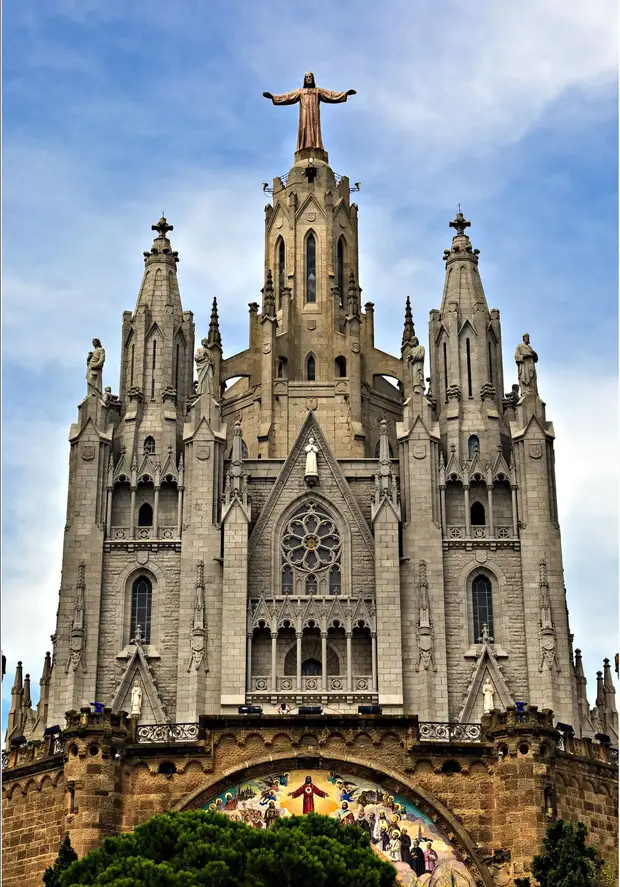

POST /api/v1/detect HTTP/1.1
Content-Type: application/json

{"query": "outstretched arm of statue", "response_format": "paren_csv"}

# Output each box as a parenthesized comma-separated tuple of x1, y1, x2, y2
(265, 89, 300, 105)
(318, 88, 355, 103)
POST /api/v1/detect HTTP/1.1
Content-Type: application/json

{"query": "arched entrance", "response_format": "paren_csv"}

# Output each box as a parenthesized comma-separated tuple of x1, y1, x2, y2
(175, 755, 492, 887)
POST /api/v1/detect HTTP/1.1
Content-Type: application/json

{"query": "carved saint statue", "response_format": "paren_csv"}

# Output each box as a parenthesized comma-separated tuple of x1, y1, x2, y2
(130, 680, 143, 716)
(86, 338, 105, 394)
(304, 436, 319, 480)
(195, 338, 215, 396)
(263, 72, 356, 152)
(482, 677, 495, 714)
(407, 337, 426, 391)
(514, 333, 538, 396)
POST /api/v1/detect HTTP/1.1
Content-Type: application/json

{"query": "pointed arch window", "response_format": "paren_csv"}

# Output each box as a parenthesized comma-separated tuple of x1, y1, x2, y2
(336, 237, 345, 305)
(329, 565, 341, 596)
(306, 232, 317, 303)
(306, 355, 316, 382)
(151, 339, 157, 398)
(468, 435, 479, 460)
(131, 576, 152, 644)
(144, 436, 156, 455)
(282, 565, 294, 595)
(466, 337, 473, 398)
(472, 574, 494, 642)
(306, 574, 318, 595)
(277, 238, 286, 308)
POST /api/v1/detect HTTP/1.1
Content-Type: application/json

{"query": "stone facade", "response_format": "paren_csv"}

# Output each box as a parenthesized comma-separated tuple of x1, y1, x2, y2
(3, 139, 618, 885)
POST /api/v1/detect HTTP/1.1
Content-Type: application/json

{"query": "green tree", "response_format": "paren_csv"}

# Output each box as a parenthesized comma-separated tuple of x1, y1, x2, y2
(514, 819, 604, 887)
(43, 834, 78, 887)
(57, 811, 397, 887)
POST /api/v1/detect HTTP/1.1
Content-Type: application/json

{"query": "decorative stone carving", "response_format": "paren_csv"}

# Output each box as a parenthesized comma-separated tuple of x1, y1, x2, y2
(81, 444, 95, 461)
(195, 338, 215, 396)
(196, 445, 210, 461)
(86, 338, 105, 395)
(416, 560, 436, 672)
(66, 562, 86, 672)
(188, 560, 208, 672)
(130, 680, 143, 716)
(371, 419, 399, 519)
(538, 558, 559, 672)
(304, 436, 319, 485)
(528, 443, 543, 459)
(514, 333, 538, 396)
(407, 337, 425, 392)
(101, 386, 120, 407)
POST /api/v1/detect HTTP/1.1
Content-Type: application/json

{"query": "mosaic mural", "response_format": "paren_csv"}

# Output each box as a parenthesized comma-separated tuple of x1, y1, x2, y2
(204, 769, 475, 886)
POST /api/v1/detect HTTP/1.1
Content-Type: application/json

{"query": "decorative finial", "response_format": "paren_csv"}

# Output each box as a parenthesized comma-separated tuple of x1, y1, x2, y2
(347, 270, 359, 317)
(263, 269, 276, 318)
(208, 297, 222, 348)
(401, 295, 415, 349)
(449, 211, 471, 238)
(152, 216, 173, 239)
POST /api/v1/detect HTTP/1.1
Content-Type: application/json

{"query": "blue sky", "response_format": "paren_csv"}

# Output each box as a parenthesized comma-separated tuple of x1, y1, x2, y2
(2, 0, 617, 728)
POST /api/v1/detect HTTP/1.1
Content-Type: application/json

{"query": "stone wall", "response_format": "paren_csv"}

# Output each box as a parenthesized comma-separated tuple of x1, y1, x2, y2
(3, 709, 616, 887)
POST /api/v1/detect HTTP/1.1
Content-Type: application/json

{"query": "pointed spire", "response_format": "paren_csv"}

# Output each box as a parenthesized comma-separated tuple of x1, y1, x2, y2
(262, 269, 276, 318)
(22, 674, 32, 709)
(208, 297, 222, 348)
(574, 648, 586, 683)
(596, 670, 605, 709)
(401, 296, 415, 350)
(603, 658, 618, 735)
(347, 270, 360, 317)
(12, 661, 23, 694)
(41, 652, 52, 685)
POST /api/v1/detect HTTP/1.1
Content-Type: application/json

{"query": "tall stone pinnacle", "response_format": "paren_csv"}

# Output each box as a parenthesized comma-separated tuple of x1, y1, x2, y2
(347, 270, 360, 317)
(401, 295, 415, 350)
(208, 297, 222, 348)
(263, 269, 276, 318)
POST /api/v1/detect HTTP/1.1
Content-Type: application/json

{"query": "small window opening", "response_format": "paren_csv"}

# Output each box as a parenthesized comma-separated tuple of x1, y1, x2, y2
(468, 434, 479, 460)
(282, 565, 293, 595)
(443, 342, 448, 400)
(335, 356, 347, 377)
(144, 436, 156, 455)
(472, 574, 494, 642)
(130, 576, 152, 644)
(277, 238, 286, 308)
(306, 574, 318, 595)
(337, 237, 345, 305)
(138, 503, 153, 527)
(471, 501, 485, 526)
(302, 658, 322, 676)
(307, 355, 316, 382)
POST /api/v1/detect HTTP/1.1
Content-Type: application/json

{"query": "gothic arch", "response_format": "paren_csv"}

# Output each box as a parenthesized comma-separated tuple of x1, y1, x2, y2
(303, 229, 318, 305)
(272, 492, 352, 598)
(172, 753, 493, 887)
(116, 561, 168, 654)
(305, 352, 317, 381)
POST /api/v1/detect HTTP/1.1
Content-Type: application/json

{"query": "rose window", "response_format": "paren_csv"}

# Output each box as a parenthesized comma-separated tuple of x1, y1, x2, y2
(281, 502, 342, 594)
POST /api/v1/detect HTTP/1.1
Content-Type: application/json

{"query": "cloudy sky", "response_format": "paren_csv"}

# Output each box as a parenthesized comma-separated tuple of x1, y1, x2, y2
(2, 0, 617, 726)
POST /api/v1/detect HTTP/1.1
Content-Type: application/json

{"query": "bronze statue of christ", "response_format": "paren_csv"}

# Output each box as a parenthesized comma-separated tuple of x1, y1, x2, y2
(263, 72, 356, 152)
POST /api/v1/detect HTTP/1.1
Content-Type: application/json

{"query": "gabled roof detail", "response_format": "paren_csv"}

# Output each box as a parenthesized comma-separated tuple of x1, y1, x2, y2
(492, 448, 512, 484)
(458, 639, 515, 723)
(458, 318, 478, 338)
(266, 201, 290, 235)
(248, 411, 374, 559)
(111, 639, 167, 725)
(444, 446, 463, 483)
(295, 193, 327, 223)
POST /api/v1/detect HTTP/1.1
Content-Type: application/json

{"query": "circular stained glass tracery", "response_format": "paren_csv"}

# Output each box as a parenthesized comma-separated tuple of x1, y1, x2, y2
(281, 502, 341, 573)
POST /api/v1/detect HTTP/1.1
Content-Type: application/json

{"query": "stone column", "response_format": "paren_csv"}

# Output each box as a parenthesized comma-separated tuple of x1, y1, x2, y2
(439, 484, 446, 536)
(511, 484, 518, 537)
(130, 486, 137, 539)
(153, 484, 160, 537)
(220, 498, 250, 709)
(176, 483, 184, 537)
(105, 485, 113, 537)
(371, 632, 378, 693)
(296, 632, 303, 692)
(246, 633, 253, 693)
(321, 632, 328, 691)
(464, 484, 471, 537)
(271, 632, 277, 692)
(487, 484, 494, 537)
(346, 632, 353, 692)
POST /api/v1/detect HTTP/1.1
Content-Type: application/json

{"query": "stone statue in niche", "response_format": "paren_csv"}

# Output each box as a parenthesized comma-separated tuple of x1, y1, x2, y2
(514, 333, 538, 396)
(407, 337, 426, 392)
(195, 338, 215, 396)
(130, 680, 143, 716)
(86, 338, 105, 395)
(483, 677, 495, 713)
(304, 436, 319, 485)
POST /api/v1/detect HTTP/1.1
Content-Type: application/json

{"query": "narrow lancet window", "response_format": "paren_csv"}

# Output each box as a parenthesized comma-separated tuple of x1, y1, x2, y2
(277, 238, 285, 308)
(488, 341, 493, 385)
(337, 237, 345, 303)
(466, 337, 472, 398)
(443, 342, 448, 400)
(131, 576, 152, 644)
(472, 574, 493, 642)
(307, 355, 316, 381)
(306, 233, 317, 303)
(151, 339, 157, 398)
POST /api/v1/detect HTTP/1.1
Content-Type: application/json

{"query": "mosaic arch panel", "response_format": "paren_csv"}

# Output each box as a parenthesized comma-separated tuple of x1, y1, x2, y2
(204, 768, 475, 887)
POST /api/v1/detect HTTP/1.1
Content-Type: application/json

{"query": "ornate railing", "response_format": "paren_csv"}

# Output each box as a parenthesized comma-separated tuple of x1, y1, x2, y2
(1, 750, 9, 769)
(135, 723, 200, 744)
(418, 722, 482, 743)
(556, 731, 618, 765)
(250, 675, 374, 693)
(445, 525, 514, 540)
(109, 526, 178, 541)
